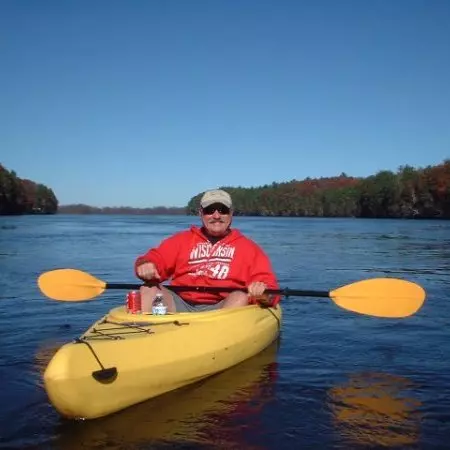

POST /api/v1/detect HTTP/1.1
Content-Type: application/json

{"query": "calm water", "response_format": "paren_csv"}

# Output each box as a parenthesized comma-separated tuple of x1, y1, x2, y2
(0, 215, 449, 449)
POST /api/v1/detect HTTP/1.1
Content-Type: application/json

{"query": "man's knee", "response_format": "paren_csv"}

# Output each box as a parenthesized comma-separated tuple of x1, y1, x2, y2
(222, 290, 248, 308)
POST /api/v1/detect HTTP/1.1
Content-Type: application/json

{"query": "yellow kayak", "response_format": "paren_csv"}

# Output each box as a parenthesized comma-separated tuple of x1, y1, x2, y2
(44, 304, 282, 419)
(52, 342, 279, 449)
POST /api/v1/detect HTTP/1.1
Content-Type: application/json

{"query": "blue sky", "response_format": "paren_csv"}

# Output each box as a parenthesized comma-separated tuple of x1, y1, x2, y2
(1, 0, 449, 207)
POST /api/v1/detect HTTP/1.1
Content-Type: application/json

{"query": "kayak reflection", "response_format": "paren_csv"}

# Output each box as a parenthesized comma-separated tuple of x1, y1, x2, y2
(52, 340, 280, 449)
(328, 372, 421, 448)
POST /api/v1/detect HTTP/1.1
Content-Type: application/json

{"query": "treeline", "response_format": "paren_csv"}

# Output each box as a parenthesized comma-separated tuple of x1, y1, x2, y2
(187, 160, 450, 219)
(3, 160, 450, 218)
(0, 164, 58, 215)
(58, 204, 186, 215)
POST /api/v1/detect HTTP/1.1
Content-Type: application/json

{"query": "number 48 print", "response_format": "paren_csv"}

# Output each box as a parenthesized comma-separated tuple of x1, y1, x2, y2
(209, 263, 229, 279)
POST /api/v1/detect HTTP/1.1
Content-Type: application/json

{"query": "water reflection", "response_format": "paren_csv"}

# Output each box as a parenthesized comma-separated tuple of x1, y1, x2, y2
(38, 341, 279, 449)
(34, 340, 70, 389)
(328, 372, 421, 448)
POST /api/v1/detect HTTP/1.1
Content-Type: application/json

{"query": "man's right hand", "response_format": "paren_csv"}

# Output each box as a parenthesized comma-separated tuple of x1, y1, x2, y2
(136, 262, 161, 281)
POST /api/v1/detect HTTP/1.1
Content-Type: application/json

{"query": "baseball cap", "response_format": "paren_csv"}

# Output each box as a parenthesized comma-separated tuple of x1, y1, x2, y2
(200, 189, 233, 209)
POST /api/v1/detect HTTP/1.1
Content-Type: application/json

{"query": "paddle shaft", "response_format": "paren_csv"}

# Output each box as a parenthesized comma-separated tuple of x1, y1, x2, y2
(105, 283, 330, 298)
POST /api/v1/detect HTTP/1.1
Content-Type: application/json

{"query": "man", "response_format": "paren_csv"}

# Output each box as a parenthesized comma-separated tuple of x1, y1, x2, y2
(135, 189, 279, 312)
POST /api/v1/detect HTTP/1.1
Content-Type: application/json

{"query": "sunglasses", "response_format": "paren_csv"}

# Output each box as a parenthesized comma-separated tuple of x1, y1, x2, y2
(202, 204, 231, 215)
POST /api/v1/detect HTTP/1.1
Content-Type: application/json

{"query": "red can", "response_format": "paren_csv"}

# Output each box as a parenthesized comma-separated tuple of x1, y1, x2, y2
(126, 290, 141, 314)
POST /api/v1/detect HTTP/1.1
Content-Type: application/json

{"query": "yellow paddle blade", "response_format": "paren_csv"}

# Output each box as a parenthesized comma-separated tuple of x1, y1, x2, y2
(37, 269, 106, 301)
(330, 278, 426, 318)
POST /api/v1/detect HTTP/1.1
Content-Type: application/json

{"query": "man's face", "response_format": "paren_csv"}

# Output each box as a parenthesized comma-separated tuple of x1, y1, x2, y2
(200, 203, 233, 237)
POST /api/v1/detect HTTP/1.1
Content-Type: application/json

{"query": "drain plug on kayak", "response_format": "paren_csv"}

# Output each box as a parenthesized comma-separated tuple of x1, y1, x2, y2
(74, 338, 118, 384)
(92, 367, 118, 383)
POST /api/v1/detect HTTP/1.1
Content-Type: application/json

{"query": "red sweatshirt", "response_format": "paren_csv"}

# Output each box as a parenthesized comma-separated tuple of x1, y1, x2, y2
(135, 226, 279, 304)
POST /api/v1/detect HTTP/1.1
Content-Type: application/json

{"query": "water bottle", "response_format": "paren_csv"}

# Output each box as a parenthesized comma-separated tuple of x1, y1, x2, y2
(152, 292, 167, 315)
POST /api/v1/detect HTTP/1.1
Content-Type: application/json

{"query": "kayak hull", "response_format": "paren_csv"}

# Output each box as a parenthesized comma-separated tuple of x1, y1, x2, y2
(43, 304, 282, 419)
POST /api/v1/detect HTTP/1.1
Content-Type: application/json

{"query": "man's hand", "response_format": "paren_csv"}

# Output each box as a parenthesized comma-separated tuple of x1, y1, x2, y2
(247, 281, 267, 297)
(136, 262, 161, 281)
(248, 281, 276, 306)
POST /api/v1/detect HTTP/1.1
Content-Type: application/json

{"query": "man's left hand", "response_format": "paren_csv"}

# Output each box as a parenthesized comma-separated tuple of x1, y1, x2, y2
(247, 281, 267, 297)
